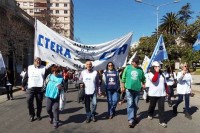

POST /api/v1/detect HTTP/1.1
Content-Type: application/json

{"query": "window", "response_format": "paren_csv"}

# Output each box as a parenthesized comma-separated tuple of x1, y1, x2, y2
(29, 2, 33, 6)
(49, 3, 53, 7)
(56, 10, 59, 14)
(50, 10, 53, 14)
(56, 3, 59, 7)
(64, 10, 67, 14)
(23, 2, 27, 6)
(64, 17, 68, 21)
(34, 9, 40, 12)
(64, 3, 67, 7)
(30, 9, 33, 13)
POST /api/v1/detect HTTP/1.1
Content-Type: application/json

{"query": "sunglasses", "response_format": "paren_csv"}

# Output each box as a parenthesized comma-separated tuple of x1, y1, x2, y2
(108, 65, 113, 67)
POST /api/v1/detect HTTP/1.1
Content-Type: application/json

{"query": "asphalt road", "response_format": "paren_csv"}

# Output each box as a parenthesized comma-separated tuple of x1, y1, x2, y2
(0, 83, 200, 133)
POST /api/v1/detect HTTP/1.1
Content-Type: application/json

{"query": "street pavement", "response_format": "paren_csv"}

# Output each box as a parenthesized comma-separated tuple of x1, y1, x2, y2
(0, 75, 200, 133)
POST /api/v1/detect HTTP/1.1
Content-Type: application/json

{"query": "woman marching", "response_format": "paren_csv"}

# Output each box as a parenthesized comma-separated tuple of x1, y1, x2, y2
(147, 61, 168, 128)
(173, 62, 193, 120)
(102, 62, 120, 119)
(45, 65, 65, 129)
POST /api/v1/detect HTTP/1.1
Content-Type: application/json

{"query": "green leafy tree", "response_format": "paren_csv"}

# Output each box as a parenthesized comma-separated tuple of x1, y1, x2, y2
(178, 3, 194, 26)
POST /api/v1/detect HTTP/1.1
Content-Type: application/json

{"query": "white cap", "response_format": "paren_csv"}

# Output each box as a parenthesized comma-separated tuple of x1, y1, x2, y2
(152, 61, 160, 67)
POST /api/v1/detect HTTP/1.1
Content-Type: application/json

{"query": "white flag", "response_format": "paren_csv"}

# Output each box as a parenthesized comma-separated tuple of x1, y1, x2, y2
(34, 20, 132, 70)
(141, 55, 150, 73)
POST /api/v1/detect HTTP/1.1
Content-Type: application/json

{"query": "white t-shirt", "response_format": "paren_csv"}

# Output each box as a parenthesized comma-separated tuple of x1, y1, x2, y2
(164, 72, 176, 86)
(28, 65, 46, 88)
(81, 70, 98, 95)
(148, 72, 166, 97)
(176, 71, 192, 94)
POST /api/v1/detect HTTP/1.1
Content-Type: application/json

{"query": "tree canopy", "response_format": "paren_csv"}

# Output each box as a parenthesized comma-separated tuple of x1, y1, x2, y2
(130, 3, 200, 68)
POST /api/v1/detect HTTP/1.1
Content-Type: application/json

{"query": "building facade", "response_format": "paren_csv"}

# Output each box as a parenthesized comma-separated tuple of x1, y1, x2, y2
(0, 0, 34, 84)
(16, 0, 74, 39)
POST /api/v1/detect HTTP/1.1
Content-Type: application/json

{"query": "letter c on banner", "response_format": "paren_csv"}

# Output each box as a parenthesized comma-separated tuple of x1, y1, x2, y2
(99, 44, 128, 60)
(99, 48, 117, 60)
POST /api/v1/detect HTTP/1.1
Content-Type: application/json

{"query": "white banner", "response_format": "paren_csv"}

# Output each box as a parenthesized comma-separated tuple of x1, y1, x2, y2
(0, 51, 6, 73)
(34, 20, 132, 70)
(141, 55, 150, 73)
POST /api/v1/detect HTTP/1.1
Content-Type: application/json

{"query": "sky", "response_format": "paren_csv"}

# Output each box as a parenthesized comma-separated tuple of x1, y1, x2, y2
(73, 0, 199, 44)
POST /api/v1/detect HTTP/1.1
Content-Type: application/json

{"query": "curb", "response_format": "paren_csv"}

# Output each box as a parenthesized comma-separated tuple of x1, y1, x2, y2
(0, 86, 21, 95)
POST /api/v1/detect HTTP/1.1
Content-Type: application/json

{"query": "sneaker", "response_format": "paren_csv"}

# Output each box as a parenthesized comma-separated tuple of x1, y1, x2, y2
(147, 116, 153, 120)
(37, 116, 42, 121)
(128, 121, 136, 128)
(54, 123, 59, 129)
(85, 118, 91, 123)
(30, 116, 34, 122)
(109, 115, 113, 119)
(159, 122, 167, 128)
(173, 106, 177, 115)
(92, 116, 97, 122)
(185, 112, 192, 120)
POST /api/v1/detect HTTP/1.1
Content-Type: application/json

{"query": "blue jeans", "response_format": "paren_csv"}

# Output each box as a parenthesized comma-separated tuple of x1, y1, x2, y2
(106, 89, 119, 116)
(174, 94, 190, 113)
(126, 89, 140, 123)
(84, 92, 97, 119)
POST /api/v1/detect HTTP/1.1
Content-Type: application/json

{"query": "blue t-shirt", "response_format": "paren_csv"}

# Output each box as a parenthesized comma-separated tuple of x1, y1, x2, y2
(45, 74, 63, 99)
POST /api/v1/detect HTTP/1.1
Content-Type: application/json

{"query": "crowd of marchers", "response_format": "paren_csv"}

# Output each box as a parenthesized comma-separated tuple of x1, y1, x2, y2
(1, 56, 193, 129)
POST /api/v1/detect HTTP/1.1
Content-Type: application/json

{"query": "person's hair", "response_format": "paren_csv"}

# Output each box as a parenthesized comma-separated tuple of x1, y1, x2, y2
(51, 65, 61, 73)
(180, 62, 190, 72)
(34, 57, 41, 62)
(106, 62, 116, 71)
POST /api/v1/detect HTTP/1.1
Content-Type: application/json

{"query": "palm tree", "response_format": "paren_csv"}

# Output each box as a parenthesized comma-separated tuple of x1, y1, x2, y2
(159, 12, 180, 35)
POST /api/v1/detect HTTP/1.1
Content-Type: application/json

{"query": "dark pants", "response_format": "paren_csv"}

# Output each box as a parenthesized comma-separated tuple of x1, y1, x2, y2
(168, 86, 174, 105)
(84, 92, 97, 119)
(26, 87, 43, 117)
(148, 96, 165, 123)
(64, 79, 68, 92)
(46, 97, 59, 124)
(145, 87, 150, 102)
(6, 85, 13, 100)
(174, 94, 190, 113)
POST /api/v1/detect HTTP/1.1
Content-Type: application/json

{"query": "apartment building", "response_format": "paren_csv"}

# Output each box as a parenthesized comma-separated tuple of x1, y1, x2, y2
(16, 0, 74, 40)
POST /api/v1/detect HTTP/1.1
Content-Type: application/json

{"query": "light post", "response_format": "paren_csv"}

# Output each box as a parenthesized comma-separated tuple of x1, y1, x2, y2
(135, 0, 180, 38)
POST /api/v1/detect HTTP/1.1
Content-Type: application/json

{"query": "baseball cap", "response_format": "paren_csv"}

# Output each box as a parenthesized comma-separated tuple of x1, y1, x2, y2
(152, 61, 160, 67)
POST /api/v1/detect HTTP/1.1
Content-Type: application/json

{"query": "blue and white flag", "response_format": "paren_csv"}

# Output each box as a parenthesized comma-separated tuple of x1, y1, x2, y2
(146, 34, 168, 72)
(193, 33, 200, 51)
